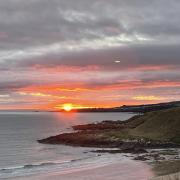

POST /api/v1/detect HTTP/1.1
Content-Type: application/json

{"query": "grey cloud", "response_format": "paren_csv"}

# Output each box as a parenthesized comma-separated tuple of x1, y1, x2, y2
(0, 0, 125, 50)
(10, 44, 180, 69)
(0, 0, 179, 71)
(0, 0, 180, 51)
(0, 81, 33, 93)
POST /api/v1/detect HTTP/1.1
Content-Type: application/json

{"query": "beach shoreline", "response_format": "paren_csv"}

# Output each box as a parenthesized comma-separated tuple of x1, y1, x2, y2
(10, 159, 154, 180)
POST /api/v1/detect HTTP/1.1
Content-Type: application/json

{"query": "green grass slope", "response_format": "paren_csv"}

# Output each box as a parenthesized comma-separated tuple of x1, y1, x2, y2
(130, 108, 180, 143)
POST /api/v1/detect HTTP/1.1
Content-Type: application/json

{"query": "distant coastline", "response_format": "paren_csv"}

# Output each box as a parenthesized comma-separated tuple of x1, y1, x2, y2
(59, 101, 180, 113)
(1, 101, 180, 113)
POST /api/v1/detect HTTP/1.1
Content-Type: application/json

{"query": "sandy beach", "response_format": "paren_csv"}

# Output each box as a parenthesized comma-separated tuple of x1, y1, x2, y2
(10, 160, 153, 180)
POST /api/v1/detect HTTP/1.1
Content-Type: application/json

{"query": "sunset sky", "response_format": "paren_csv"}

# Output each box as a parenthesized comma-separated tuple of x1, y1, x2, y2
(0, 0, 180, 110)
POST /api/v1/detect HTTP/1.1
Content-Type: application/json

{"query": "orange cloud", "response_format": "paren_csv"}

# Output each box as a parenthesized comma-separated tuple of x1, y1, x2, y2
(130, 64, 177, 71)
(13, 79, 180, 110)
(19, 92, 66, 99)
(133, 96, 165, 101)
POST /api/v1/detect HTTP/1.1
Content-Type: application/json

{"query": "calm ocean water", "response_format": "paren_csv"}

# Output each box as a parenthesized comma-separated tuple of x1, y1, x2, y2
(0, 112, 152, 179)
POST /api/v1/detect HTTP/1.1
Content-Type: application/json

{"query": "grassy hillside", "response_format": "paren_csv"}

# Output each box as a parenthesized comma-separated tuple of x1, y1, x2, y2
(153, 161, 180, 176)
(131, 108, 180, 143)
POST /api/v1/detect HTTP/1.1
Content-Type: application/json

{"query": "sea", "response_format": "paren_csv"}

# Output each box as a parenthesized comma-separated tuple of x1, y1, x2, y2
(0, 111, 153, 180)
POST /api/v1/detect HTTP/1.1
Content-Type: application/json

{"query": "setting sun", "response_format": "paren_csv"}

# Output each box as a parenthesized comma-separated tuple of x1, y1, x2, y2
(62, 104, 73, 112)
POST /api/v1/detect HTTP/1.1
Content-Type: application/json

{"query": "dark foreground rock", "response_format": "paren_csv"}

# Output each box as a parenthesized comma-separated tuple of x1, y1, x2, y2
(92, 147, 148, 154)
(38, 129, 125, 148)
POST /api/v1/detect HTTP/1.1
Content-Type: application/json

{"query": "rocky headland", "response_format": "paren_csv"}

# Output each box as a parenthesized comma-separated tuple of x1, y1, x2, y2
(38, 108, 180, 153)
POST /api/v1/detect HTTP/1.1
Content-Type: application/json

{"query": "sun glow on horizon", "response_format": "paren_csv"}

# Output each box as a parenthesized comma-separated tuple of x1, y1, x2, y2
(55, 103, 95, 111)
(62, 103, 73, 112)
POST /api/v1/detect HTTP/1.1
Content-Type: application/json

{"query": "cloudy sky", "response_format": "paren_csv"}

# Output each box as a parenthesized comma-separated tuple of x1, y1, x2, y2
(0, 0, 180, 110)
